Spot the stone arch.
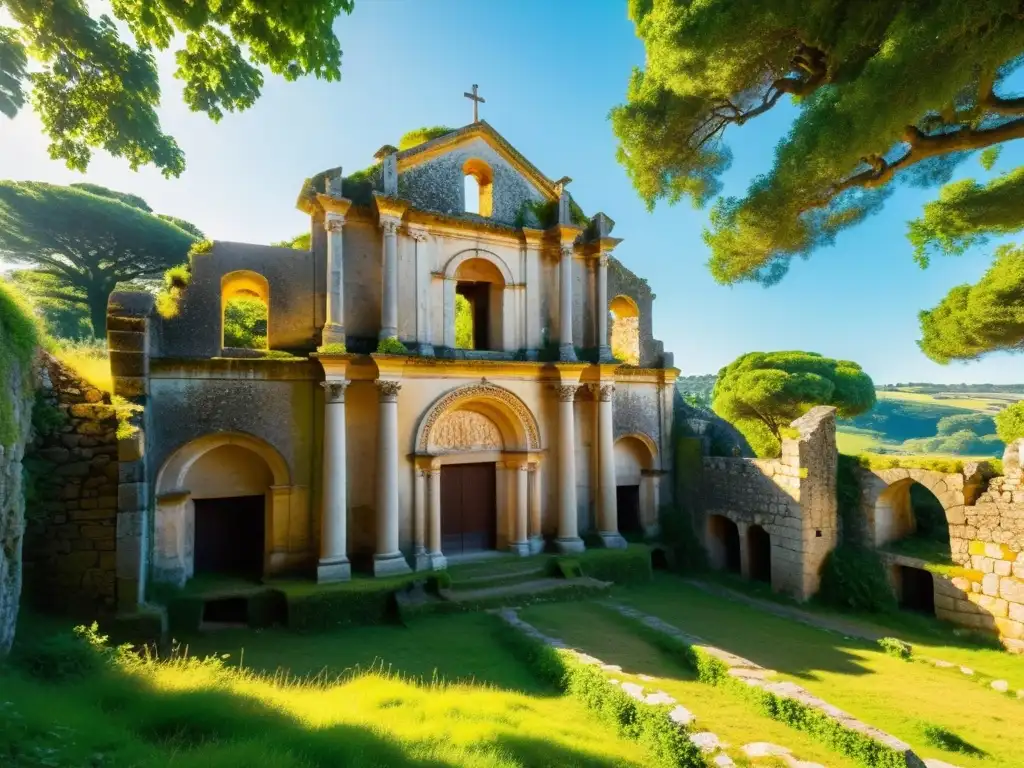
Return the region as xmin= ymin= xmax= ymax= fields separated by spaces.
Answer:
xmin=863 ymin=468 xmax=965 ymax=549
xmin=415 ymin=382 xmax=540 ymax=453
xmin=443 ymin=248 xmax=514 ymax=284
xmin=614 ymin=433 xmax=660 ymax=536
xmin=609 ymin=294 xmax=640 ymax=365
xmin=153 ymin=432 xmax=299 ymax=587
xmin=462 ymin=157 xmax=493 ymax=217
xmin=221 ymin=270 xmax=270 ymax=349
xmin=708 ymin=514 xmax=741 ymax=573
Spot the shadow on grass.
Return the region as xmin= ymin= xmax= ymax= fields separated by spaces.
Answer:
xmin=922 ymin=724 xmax=987 ymax=758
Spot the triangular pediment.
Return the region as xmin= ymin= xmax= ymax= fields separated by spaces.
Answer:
xmin=397 ymin=122 xmax=558 ymax=202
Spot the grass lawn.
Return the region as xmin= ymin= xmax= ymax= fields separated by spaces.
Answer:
xmin=519 ymin=601 xmax=860 ymax=768
xmin=3 ymin=614 xmax=651 ymax=768
xmin=619 ymin=577 xmax=1024 ymax=768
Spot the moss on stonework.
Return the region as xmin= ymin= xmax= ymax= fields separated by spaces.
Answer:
xmin=399 ymin=126 xmax=455 ymax=151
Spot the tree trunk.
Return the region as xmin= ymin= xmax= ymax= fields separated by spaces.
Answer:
xmin=88 ymin=290 xmax=109 ymax=338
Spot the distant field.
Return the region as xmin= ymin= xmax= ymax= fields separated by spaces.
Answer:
xmin=876 ymin=389 xmax=1022 ymax=414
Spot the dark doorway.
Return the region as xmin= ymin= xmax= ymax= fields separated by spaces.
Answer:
xmin=441 ymin=463 xmax=497 ymax=555
xmin=456 ymin=282 xmax=491 ymax=350
xmin=194 ymin=495 xmax=265 ymax=578
xmin=708 ymin=515 xmax=741 ymax=574
xmin=748 ymin=525 xmax=772 ymax=583
xmin=898 ymin=565 xmax=935 ymax=614
xmin=616 ymin=485 xmax=643 ymax=537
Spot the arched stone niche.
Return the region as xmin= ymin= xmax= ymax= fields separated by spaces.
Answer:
xmin=152 ymin=432 xmax=308 ymax=587
xmin=614 ymin=433 xmax=659 ymax=535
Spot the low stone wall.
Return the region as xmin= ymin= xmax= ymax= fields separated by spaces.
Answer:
xmin=23 ymin=356 xmax=119 ymax=616
xmin=696 ymin=407 xmax=838 ymax=600
xmin=0 ymin=350 xmax=37 ymax=655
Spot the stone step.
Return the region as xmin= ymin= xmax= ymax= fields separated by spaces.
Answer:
xmin=449 ymin=566 xmax=547 ymax=590
xmin=445 ymin=576 xmax=610 ymax=604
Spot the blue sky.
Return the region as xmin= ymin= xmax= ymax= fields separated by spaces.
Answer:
xmin=2 ymin=0 xmax=1021 ymax=385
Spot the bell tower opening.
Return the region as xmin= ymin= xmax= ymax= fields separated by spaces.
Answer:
xmin=462 ymin=158 xmax=493 ymax=217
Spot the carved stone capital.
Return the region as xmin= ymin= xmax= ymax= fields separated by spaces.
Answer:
xmin=407 ymin=228 xmax=429 ymax=243
xmin=559 ymin=244 xmax=574 ymax=260
xmin=376 ymin=379 xmax=402 ymax=401
xmin=597 ymin=254 xmax=610 ymax=268
xmin=380 ymin=217 xmax=401 ymax=236
xmin=553 ymin=384 xmax=580 ymax=402
xmin=324 ymin=212 xmax=346 ymax=232
xmin=589 ymin=383 xmax=615 ymax=401
xmin=321 ymin=380 xmax=348 ymax=403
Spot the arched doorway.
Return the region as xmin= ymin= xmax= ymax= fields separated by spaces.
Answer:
xmin=613 ymin=434 xmax=659 ymax=538
xmin=876 ymin=478 xmax=951 ymax=560
xmin=153 ymin=432 xmax=294 ymax=587
xmin=454 ymin=258 xmax=505 ymax=351
xmin=415 ymin=383 xmax=542 ymax=564
xmin=748 ymin=525 xmax=772 ymax=583
xmin=708 ymin=514 xmax=741 ymax=574
xmin=221 ymin=271 xmax=270 ymax=350
xmin=609 ymin=295 xmax=640 ymax=365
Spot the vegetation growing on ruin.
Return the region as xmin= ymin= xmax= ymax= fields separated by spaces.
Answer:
xmin=0 ymin=280 xmax=42 ymax=446
xmin=398 ymin=126 xmax=455 ymax=151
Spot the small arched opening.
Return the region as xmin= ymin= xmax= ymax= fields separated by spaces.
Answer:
xmin=614 ymin=435 xmax=654 ymax=538
xmin=708 ymin=514 xmax=741 ymax=574
xmin=609 ymin=295 xmax=640 ymax=365
xmin=463 ymin=158 xmax=493 ymax=217
xmin=222 ymin=271 xmax=269 ymax=350
xmin=455 ymin=257 xmax=505 ymax=351
xmin=877 ymin=479 xmax=951 ymax=561
xmin=748 ymin=525 xmax=772 ymax=583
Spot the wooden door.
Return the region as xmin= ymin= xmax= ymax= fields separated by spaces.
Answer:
xmin=440 ymin=463 xmax=497 ymax=555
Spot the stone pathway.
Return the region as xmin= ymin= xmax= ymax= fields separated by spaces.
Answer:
xmin=495 ymin=607 xmax=843 ymax=768
xmin=606 ymin=602 xmax=938 ymax=768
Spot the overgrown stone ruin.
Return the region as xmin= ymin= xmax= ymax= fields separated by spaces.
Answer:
xmin=683 ymin=403 xmax=1024 ymax=651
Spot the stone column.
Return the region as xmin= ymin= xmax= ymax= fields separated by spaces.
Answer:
xmin=317 ymin=381 xmax=351 ymax=581
xmin=323 ymin=213 xmax=346 ymax=346
xmin=410 ymin=229 xmax=433 ymax=356
xmin=555 ymin=384 xmax=584 ymax=552
xmin=380 ymin=217 xmax=400 ymax=340
xmin=373 ymin=379 xmax=410 ymax=576
xmin=592 ymin=382 xmax=626 ymax=548
xmin=442 ymin=278 xmax=457 ymax=349
xmin=596 ymin=255 xmax=611 ymax=361
xmin=558 ymin=244 xmax=577 ymax=362
xmin=509 ymin=461 xmax=530 ymax=556
xmin=428 ymin=466 xmax=446 ymax=569
xmin=528 ymin=461 xmax=543 ymax=554
xmin=413 ymin=467 xmax=429 ymax=570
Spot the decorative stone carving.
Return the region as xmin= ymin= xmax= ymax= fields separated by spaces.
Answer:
xmin=324 ymin=213 xmax=345 ymax=232
xmin=429 ymin=410 xmax=502 ymax=454
xmin=417 ymin=383 xmax=541 ymax=452
xmin=321 ymin=381 xmax=348 ymax=403
xmin=407 ymin=228 xmax=429 ymax=243
xmin=380 ymin=218 xmax=400 ymax=236
xmin=560 ymin=244 xmax=574 ymax=259
xmin=376 ymin=380 xmax=401 ymax=402
xmin=554 ymin=384 xmax=580 ymax=402
xmin=589 ymin=383 xmax=615 ymax=401
xmin=382 ymin=154 xmax=398 ymax=195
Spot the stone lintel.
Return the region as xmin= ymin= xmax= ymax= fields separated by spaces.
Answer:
xmin=553 ymin=362 xmax=588 ymax=386
xmin=317 ymin=355 xmax=352 ymax=379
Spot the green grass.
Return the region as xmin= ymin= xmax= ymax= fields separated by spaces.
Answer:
xmin=618 ymin=576 xmax=1024 ymax=768
xmin=519 ymin=601 xmax=861 ymax=768
xmin=3 ymin=613 xmax=651 ymax=768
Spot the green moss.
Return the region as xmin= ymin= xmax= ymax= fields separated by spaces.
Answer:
xmin=111 ymin=395 xmax=144 ymax=441
xmin=317 ymin=343 xmax=347 ymax=355
xmin=0 ymin=280 xmax=43 ymax=447
xmin=188 ymin=239 xmax=214 ymax=256
xmin=376 ymin=337 xmax=409 ymax=355
xmin=877 ymin=637 xmax=913 ymax=660
xmin=398 ymin=125 xmax=455 ymax=151
xmin=155 ymin=263 xmax=191 ymax=320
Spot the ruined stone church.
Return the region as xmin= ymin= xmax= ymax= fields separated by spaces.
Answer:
xmin=106 ymin=120 xmax=678 ymax=596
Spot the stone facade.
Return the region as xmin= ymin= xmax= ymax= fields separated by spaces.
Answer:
xmin=696 ymin=407 xmax=838 ymax=600
xmin=22 ymin=355 xmax=119 ymax=616
xmin=104 ymin=120 xmax=678 ymax=601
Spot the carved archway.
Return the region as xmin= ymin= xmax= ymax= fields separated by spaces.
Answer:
xmin=443 ymin=248 xmax=514 ymax=284
xmin=415 ymin=382 xmax=540 ymax=453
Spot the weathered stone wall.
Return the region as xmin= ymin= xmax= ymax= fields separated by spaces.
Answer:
xmin=23 ymin=355 xmax=119 ymax=616
xmin=606 ymin=256 xmax=666 ymax=368
xmin=696 ymin=407 xmax=838 ymax=599
xmin=0 ymin=345 xmax=37 ymax=655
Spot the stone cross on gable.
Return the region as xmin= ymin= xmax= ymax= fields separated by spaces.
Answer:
xmin=464 ymin=83 xmax=485 ymax=123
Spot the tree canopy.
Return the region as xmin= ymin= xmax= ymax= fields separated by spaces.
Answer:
xmin=995 ymin=401 xmax=1024 ymax=444
xmin=0 ymin=0 xmax=354 ymax=176
xmin=612 ymin=1 xmax=1024 ymax=287
xmin=917 ymin=244 xmax=1024 ymax=363
xmin=0 ymin=181 xmax=198 ymax=336
xmin=711 ymin=351 xmax=876 ymax=457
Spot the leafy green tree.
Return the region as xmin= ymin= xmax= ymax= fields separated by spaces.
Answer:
xmin=0 ymin=0 xmax=354 ymax=176
xmin=995 ymin=401 xmax=1024 ymax=444
xmin=917 ymin=244 xmax=1024 ymax=363
xmin=712 ymin=351 xmax=875 ymax=457
xmin=611 ymin=1 xmax=1024 ymax=287
xmin=454 ymin=293 xmax=474 ymax=349
xmin=8 ymin=269 xmax=91 ymax=339
xmin=158 ymin=215 xmax=205 ymax=240
xmin=272 ymin=232 xmax=311 ymax=250
xmin=0 ymin=181 xmax=197 ymax=336
xmin=69 ymin=182 xmax=152 ymax=211
xmin=223 ymin=295 xmax=267 ymax=349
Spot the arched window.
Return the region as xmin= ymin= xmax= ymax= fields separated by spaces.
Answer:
xmin=462 ymin=158 xmax=493 ymax=217
xmin=609 ymin=295 xmax=640 ymax=365
xmin=455 ymin=257 xmax=504 ymax=350
xmin=221 ymin=271 xmax=270 ymax=350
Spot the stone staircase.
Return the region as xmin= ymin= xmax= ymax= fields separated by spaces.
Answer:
xmin=442 ymin=559 xmax=610 ymax=606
